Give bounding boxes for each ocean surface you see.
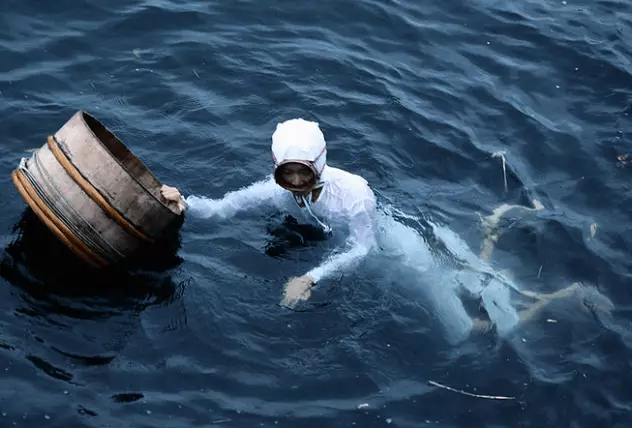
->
[1,0,631,426]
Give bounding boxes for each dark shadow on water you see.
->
[0,209,187,370]
[0,208,184,305]
[264,214,329,259]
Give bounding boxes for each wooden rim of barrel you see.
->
[73,111,180,218]
[11,110,183,268]
[11,168,107,268]
[51,110,181,242]
[46,135,153,244]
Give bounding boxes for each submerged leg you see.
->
[473,281,613,337]
[479,277,520,336]
[424,277,475,344]
[516,282,581,302]
[516,281,614,322]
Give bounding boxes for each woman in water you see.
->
[161,118,595,343]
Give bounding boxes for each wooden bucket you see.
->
[11,110,181,268]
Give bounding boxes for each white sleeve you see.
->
[183,175,285,219]
[306,196,377,283]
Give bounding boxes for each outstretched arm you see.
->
[281,197,377,307]
[183,175,285,220]
[306,198,377,282]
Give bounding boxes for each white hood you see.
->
[271,118,327,177]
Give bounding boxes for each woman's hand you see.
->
[160,184,185,215]
[281,275,315,308]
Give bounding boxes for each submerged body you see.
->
[185,164,376,285]
[184,170,534,342]
[161,118,599,342]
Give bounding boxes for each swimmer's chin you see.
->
[280,184,312,195]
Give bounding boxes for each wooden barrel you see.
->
[11,110,181,268]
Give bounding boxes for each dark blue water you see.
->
[1,0,631,426]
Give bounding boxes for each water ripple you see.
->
[1,0,631,426]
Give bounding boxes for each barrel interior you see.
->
[82,112,161,198]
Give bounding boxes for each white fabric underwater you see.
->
[182,118,586,344]
[185,173,526,345]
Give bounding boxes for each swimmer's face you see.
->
[276,162,316,192]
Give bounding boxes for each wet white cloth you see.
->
[377,211,521,343]
[271,118,327,176]
[185,118,377,283]
[183,117,523,342]
[185,167,377,283]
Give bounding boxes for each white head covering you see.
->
[271,118,327,178]
[271,118,332,234]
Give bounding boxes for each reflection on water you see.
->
[264,214,330,259]
[0,208,186,377]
